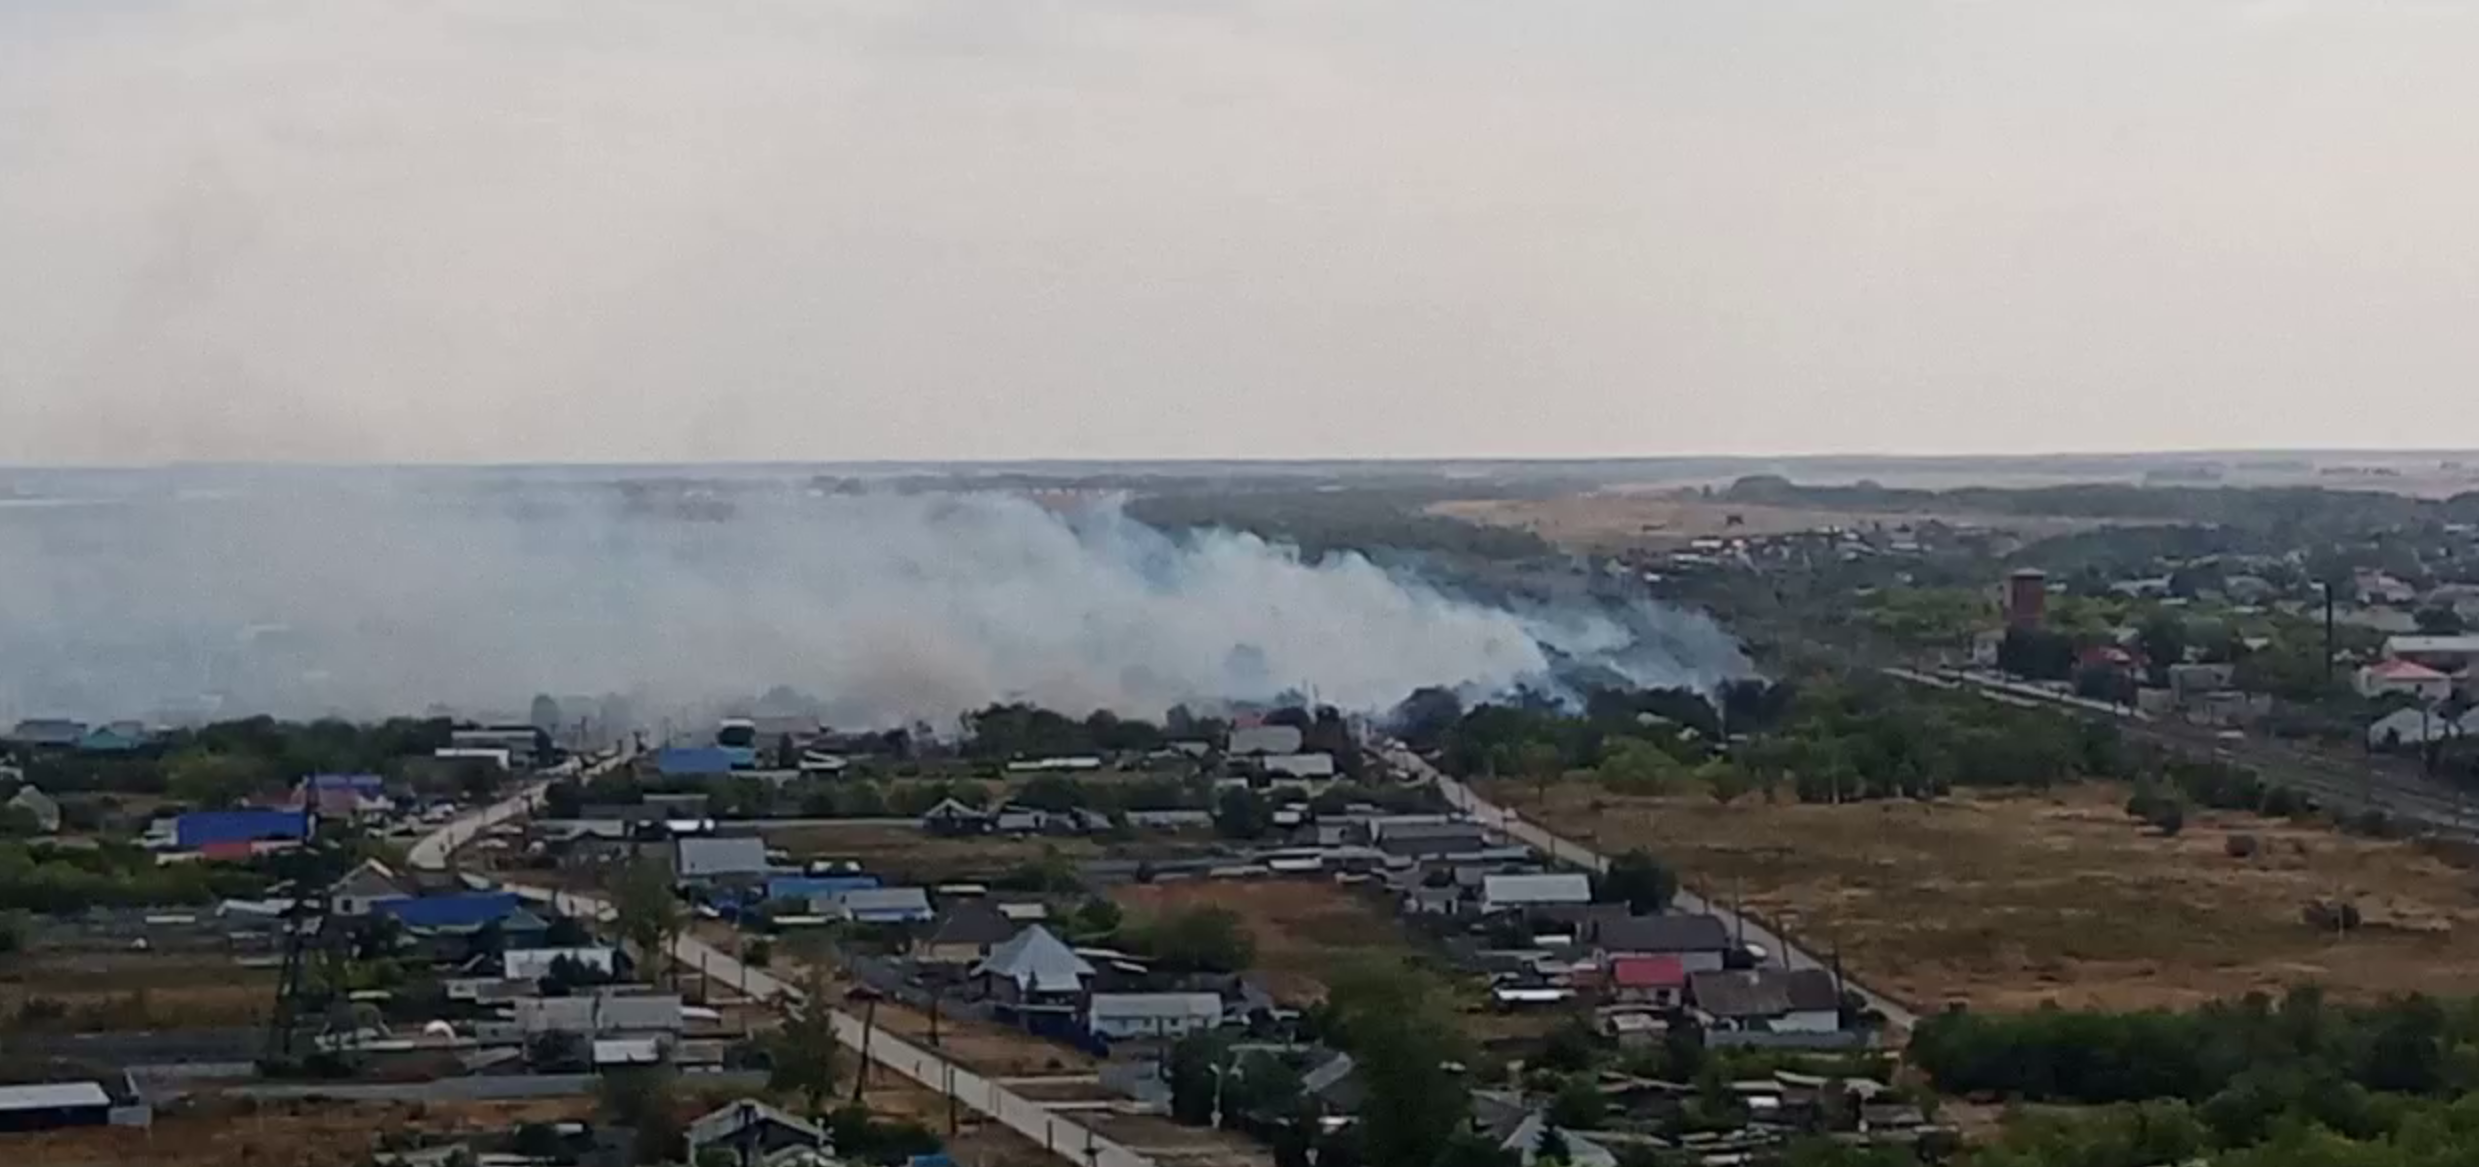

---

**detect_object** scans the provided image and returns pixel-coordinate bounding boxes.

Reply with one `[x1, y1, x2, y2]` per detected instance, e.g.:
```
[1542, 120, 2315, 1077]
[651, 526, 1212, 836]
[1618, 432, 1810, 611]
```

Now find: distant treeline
[1724, 475, 2479, 534]
[1124, 489, 1554, 563]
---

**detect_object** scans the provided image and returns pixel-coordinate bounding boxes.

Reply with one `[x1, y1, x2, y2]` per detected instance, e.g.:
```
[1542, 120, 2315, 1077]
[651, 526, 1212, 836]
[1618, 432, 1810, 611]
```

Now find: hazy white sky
[5, 0, 2478, 465]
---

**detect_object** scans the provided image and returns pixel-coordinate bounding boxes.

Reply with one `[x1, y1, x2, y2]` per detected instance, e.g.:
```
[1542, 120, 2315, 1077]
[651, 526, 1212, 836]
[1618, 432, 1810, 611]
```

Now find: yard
[0, 950, 273, 1032]
[1108, 878, 1427, 1002]
[1430, 495, 2110, 551]
[1486, 779, 2479, 1012]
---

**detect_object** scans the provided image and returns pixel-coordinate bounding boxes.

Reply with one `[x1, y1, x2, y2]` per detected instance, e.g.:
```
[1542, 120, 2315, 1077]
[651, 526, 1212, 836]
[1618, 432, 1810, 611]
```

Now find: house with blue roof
[655, 746, 755, 778]
[175, 808, 310, 850]
[75, 722, 152, 753]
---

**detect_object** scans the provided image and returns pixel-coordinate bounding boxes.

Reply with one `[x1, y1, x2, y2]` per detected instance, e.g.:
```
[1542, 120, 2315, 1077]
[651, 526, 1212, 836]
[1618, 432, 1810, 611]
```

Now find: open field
[1109, 878, 1424, 1002]
[14, 1097, 590, 1167]
[1485, 779, 2479, 1012]
[0, 951, 273, 1031]
[1431, 495, 2112, 550]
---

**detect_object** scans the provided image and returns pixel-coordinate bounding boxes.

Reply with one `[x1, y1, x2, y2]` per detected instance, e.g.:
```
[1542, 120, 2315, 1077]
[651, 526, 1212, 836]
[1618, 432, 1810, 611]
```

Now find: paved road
[409, 747, 634, 872]
[511, 884, 1160, 1167]
[1384, 745, 1923, 1030]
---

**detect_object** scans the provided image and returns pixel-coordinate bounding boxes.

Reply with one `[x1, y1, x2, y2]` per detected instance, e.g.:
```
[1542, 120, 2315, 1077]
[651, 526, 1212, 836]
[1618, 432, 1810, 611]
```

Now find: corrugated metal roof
[1229, 726, 1305, 756]
[1481, 873, 1593, 907]
[0, 1081, 110, 1111]
[677, 836, 769, 878]
[1089, 992, 1222, 1020]
[376, 892, 520, 930]
[175, 809, 309, 849]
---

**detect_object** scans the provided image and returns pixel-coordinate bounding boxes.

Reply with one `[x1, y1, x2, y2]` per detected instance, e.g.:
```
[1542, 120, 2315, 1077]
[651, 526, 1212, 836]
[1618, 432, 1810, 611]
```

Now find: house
[2358, 659, 2455, 703]
[1259, 753, 1337, 781]
[2358, 571, 2419, 606]
[1592, 914, 1735, 973]
[174, 808, 309, 850]
[504, 947, 618, 981]
[686, 1099, 829, 1167]
[1303, 1051, 1364, 1111]
[1605, 955, 1688, 1009]
[330, 859, 416, 917]
[593, 1037, 667, 1068]
[5, 720, 86, 750]
[917, 900, 1023, 965]
[1087, 992, 1224, 1040]
[450, 726, 547, 765]
[75, 722, 151, 754]
[992, 805, 1045, 834]
[2166, 663, 2237, 702]
[1499, 1110, 1617, 1167]
[766, 874, 879, 905]
[1688, 968, 1842, 1033]
[1402, 885, 1464, 917]
[975, 925, 1095, 1006]
[826, 886, 933, 924]
[677, 836, 771, 882]
[294, 773, 392, 819]
[2366, 706, 2476, 750]
[7, 785, 60, 834]
[1006, 756, 1104, 773]
[1479, 873, 1593, 914]
[516, 991, 685, 1036]
[1375, 832, 1495, 863]
[2384, 635, 2479, 674]
[655, 746, 750, 778]
[1123, 809, 1214, 830]
[1228, 725, 1305, 757]
[919, 798, 991, 835]
[376, 892, 522, 930]
[0, 1081, 113, 1134]
[797, 749, 849, 776]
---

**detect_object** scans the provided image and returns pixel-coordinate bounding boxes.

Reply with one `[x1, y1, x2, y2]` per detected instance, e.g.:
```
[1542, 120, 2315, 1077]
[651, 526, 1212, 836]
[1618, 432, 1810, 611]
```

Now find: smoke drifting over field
[0, 474, 1747, 727]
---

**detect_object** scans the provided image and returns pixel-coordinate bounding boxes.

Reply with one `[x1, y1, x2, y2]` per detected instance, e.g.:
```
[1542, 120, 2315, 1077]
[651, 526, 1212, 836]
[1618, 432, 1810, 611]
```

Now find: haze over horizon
[8, 1, 2479, 465]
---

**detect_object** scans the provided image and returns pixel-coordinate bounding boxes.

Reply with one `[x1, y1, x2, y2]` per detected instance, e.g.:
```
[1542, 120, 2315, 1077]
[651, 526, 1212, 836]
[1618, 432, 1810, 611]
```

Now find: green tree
[1325, 961, 1471, 1167]
[1597, 849, 1676, 914]
[1547, 1077, 1606, 1130]
[1215, 787, 1271, 840]
[766, 972, 841, 1115]
[612, 860, 685, 989]
[165, 749, 264, 809]
[597, 1065, 682, 1164]
[1595, 738, 1678, 796]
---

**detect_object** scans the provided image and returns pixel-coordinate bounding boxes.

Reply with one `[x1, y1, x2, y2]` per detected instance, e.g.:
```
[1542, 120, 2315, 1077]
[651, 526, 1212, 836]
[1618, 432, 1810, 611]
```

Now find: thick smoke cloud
[0, 472, 1747, 728]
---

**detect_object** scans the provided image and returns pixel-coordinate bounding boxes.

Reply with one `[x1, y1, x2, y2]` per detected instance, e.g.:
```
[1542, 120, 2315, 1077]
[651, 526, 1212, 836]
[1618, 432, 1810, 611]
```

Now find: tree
[1596, 849, 1676, 914]
[1214, 787, 1271, 840]
[598, 1065, 682, 1164]
[2416, 606, 2467, 635]
[1325, 961, 1471, 1167]
[526, 1029, 589, 1072]
[1547, 1077, 1605, 1130]
[2138, 614, 2190, 683]
[1704, 762, 1752, 806]
[766, 972, 841, 1115]
[1595, 738, 1677, 796]
[612, 860, 685, 989]
[164, 749, 263, 809]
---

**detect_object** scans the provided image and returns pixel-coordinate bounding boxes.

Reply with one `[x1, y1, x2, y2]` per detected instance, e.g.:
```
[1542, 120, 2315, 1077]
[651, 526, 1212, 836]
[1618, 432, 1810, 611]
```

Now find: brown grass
[1109, 879, 1421, 1003]
[762, 825, 1107, 885]
[1487, 779, 2479, 1012]
[14, 1098, 590, 1167]
[0, 952, 275, 1030]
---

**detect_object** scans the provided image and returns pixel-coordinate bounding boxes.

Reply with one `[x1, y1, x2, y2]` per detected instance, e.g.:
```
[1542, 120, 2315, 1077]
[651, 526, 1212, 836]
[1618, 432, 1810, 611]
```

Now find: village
[0, 708, 1925, 1167]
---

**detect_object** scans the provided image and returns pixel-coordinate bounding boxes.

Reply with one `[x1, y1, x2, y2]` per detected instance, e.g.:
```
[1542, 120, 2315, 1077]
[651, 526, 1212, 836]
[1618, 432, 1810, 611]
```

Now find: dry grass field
[1109, 878, 1428, 1002]
[1486, 779, 2479, 1012]
[0, 951, 274, 1031]
[1432, 495, 2109, 551]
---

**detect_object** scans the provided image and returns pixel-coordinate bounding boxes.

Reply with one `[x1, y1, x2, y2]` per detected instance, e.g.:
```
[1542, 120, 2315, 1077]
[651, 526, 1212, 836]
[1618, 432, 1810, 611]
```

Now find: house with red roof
[1605, 954, 1687, 1009]
[2358, 658, 2453, 703]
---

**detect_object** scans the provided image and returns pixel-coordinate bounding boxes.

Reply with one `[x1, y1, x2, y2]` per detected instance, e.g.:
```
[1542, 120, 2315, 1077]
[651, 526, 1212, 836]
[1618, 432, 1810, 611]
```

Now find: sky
[5, 0, 2479, 465]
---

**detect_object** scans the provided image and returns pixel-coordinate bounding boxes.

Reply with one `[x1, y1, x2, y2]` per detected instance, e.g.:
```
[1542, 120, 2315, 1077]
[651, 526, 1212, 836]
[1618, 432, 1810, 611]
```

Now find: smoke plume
[0, 470, 1747, 729]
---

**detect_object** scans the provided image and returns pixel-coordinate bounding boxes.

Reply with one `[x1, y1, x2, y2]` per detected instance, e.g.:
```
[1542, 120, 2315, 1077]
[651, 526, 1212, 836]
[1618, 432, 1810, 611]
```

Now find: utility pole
[2323, 580, 2338, 688]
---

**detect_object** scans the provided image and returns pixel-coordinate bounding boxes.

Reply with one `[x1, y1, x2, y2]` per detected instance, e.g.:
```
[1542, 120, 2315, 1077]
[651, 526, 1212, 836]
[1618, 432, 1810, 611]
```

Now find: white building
[1479, 873, 1593, 914]
[1086, 992, 1225, 1040]
[2359, 659, 2455, 703]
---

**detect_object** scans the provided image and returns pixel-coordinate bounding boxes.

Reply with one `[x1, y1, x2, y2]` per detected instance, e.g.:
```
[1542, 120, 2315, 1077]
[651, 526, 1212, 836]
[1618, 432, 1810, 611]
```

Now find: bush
[2225, 834, 2260, 859]
[743, 938, 773, 968]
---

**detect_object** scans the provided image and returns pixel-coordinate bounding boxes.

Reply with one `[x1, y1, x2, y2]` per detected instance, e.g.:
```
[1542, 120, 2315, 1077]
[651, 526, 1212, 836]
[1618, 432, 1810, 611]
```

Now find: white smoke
[0, 472, 1746, 727]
